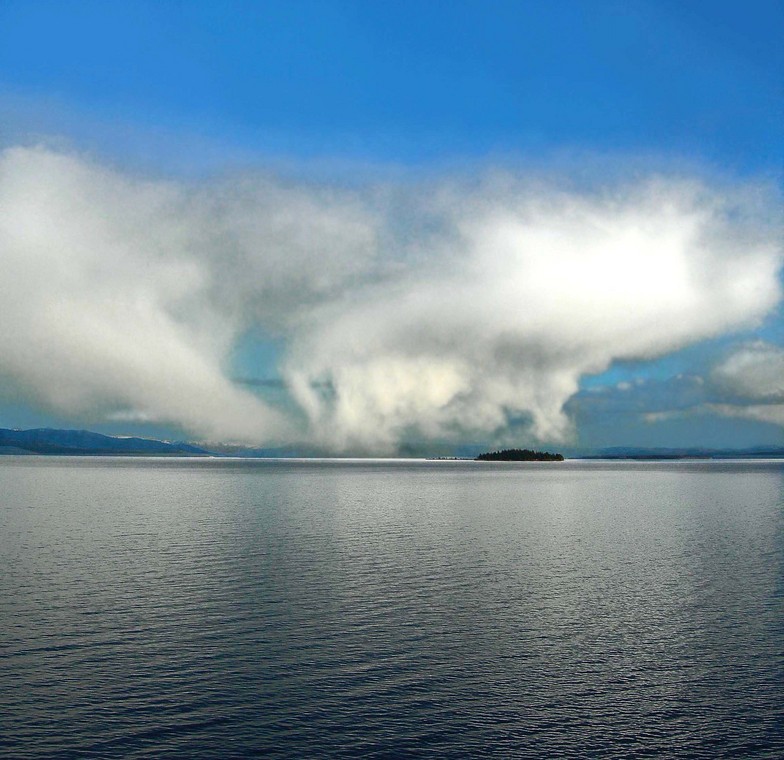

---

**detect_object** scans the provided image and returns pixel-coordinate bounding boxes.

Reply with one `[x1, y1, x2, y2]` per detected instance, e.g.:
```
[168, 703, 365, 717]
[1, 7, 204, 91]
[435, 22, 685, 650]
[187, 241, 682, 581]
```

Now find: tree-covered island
[475, 448, 564, 461]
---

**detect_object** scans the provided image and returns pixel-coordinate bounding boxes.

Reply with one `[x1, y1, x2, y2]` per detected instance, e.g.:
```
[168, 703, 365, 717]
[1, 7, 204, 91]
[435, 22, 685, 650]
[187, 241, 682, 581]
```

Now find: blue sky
[2, 0, 781, 168]
[0, 0, 782, 453]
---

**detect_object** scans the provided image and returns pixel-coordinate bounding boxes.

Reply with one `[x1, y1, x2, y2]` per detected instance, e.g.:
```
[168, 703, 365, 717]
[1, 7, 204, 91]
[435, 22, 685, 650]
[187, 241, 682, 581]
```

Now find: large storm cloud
[1, 145, 781, 450]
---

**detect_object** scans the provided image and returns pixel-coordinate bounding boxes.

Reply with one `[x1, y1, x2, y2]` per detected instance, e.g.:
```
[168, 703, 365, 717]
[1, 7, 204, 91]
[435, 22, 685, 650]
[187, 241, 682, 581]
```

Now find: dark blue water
[1, 458, 782, 758]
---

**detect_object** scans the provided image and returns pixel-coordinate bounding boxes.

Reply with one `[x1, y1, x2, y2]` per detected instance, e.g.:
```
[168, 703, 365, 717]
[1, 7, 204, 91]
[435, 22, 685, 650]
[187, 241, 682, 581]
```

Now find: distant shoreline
[1, 427, 783, 460]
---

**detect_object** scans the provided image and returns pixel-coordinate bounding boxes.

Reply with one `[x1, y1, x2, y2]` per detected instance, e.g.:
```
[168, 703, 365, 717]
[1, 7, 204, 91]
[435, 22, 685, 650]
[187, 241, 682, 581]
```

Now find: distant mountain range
[584, 445, 784, 460]
[0, 428, 209, 457]
[1, 427, 782, 459]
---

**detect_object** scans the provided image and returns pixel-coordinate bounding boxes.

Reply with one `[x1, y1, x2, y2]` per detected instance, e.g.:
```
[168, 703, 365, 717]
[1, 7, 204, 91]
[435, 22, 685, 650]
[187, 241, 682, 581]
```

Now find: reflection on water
[1, 458, 782, 757]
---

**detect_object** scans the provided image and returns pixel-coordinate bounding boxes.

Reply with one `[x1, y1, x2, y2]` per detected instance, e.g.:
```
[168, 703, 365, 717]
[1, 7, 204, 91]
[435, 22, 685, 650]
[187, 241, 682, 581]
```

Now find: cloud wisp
[0, 145, 781, 450]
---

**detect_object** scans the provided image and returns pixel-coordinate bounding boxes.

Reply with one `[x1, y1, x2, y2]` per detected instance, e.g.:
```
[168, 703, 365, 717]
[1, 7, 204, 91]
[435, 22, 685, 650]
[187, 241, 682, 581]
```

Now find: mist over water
[1, 458, 783, 758]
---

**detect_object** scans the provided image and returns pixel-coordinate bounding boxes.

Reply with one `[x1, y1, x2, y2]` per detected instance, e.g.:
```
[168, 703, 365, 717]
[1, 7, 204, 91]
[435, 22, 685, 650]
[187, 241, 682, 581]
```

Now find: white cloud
[285, 178, 782, 450]
[0, 145, 782, 450]
[703, 342, 784, 428]
[706, 403, 784, 426]
[711, 341, 784, 402]
[0, 146, 377, 442]
[642, 410, 683, 424]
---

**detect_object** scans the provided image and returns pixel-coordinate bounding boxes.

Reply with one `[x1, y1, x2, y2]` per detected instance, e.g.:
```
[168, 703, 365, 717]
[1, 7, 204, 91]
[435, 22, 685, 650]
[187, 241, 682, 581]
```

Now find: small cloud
[642, 410, 685, 424]
[705, 402, 784, 426]
[105, 409, 154, 423]
[711, 341, 784, 402]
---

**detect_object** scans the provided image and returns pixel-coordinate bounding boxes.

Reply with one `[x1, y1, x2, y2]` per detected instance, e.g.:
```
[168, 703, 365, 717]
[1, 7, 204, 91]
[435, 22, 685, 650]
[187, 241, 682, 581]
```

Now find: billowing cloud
[285, 179, 782, 450]
[0, 145, 782, 450]
[0, 146, 378, 442]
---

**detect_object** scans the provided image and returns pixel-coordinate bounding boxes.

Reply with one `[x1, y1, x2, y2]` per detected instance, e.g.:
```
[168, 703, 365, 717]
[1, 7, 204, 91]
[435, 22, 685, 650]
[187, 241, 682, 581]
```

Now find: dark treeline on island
[476, 448, 564, 462]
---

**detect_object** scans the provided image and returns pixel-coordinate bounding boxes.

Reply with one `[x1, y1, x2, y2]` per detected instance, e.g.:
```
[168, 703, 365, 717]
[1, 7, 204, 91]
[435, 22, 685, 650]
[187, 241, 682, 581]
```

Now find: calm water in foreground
[1, 457, 782, 758]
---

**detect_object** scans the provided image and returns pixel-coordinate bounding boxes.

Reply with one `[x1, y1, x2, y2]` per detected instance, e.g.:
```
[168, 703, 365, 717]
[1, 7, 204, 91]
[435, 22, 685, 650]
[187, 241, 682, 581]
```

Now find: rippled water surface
[1, 457, 783, 758]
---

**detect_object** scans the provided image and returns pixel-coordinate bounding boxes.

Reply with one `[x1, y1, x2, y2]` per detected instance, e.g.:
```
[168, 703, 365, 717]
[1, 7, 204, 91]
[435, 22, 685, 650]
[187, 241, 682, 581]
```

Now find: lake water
[1, 457, 782, 758]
